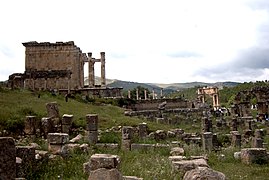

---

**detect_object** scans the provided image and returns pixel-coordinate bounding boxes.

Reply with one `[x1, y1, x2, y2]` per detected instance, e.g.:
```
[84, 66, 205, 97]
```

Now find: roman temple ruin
[8, 41, 122, 97]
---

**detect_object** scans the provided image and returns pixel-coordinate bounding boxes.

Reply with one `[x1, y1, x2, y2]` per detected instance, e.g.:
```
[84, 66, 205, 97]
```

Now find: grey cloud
[192, 46, 269, 81]
[167, 51, 202, 58]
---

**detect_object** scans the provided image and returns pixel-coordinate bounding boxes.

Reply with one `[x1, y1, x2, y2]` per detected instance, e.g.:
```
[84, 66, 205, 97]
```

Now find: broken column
[41, 117, 54, 138]
[230, 118, 238, 131]
[201, 117, 212, 132]
[138, 122, 148, 139]
[46, 102, 60, 127]
[24, 116, 37, 137]
[202, 132, 213, 152]
[16, 146, 36, 178]
[122, 126, 133, 151]
[252, 129, 264, 148]
[231, 131, 241, 148]
[62, 114, 73, 134]
[85, 114, 98, 144]
[0, 137, 16, 179]
[47, 133, 69, 154]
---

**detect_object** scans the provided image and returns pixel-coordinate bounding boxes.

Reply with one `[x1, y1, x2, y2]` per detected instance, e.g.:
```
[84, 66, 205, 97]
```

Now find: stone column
[100, 52, 106, 87]
[252, 129, 264, 148]
[122, 126, 133, 151]
[16, 146, 36, 178]
[41, 117, 54, 138]
[47, 133, 69, 154]
[46, 102, 60, 125]
[128, 90, 131, 99]
[0, 137, 16, 179]
[24, 116, 37, 137]
[230, 118, 238, 131]
[231, 131, 241, 148]
[85, 114, 98, 144]
[138, 123, 148, 139]
[88, 53, 95, 87]
[144, 89, 147, 100]
[202, 132, 213, 152]
[252, 138, 263, 148]
[136, 89, 139, 100]
[152, 89, 155, 100]
[201, 117, 212, 132]
[44, 78, 47, 90]
[62, 114, 73, 134]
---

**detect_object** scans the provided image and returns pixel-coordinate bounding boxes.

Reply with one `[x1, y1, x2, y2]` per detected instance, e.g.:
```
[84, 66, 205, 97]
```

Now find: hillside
[0, 88, 173, 133]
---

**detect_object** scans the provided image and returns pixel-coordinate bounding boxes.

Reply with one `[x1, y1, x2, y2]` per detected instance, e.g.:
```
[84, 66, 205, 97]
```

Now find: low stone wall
[126, 98, 191, 111]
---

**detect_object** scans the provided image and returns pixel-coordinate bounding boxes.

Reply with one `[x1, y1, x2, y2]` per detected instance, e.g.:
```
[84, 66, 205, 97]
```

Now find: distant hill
[84, 77, 240, 95]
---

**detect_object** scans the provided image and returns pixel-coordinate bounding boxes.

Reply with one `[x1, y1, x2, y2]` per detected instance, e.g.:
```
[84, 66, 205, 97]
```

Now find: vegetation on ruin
[1, 85, 269, 179]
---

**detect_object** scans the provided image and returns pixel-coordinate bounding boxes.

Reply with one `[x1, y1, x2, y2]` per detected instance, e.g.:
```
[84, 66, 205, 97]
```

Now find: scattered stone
[241, 148, 268, 164]
[183, 167, 226, 180]
[170, 147, 185, 156]
[172, 159, 209, 173]
[88, 168, 123, 180]
[70, 134, 83, 143]
[234, 152, 241, 160]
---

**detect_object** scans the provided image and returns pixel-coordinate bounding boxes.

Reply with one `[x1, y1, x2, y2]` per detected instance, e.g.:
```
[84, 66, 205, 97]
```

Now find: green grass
[1, 88, 269, 179]
[0, 89, 175, 132]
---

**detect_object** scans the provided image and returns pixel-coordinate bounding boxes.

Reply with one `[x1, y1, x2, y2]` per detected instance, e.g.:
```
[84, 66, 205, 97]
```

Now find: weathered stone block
[252, 138, 263, 148]
[154, 130, 167, 141]
[24, 116, 37, 135]
[62, 124, 71, 134]
[183, 167, 226, 180]
[46, 102, 59, 118]
[86, 114, 98, 131]
[231, 131, 241, 148]
[170, 147, 185, 156]
[202, 132, 213, 152]
[138, 123, 148, 139]
[172, 159, 209, 173]
[89, 154, 121, 171]
[88, 168, 123, 180]
[122, 126, 133, 140]
[47, 133, 69, 144]
[85, 131, 98, 144]
[62, 114, 73, 125]
[41, 117, 54, 137]
[121, 139, 131, 151]
[241, 148, 268, 164]
[0, 137, 16, 180]
[48, 144, 64, 155]
[123, 176, 143, 180]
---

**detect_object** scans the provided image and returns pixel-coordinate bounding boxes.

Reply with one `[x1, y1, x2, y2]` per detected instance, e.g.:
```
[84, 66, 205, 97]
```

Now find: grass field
[1, 87, 269, 179]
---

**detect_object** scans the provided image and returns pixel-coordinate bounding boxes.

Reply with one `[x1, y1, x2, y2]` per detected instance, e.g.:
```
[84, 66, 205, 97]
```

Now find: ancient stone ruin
[197, 86, 220, 109]
[8, 41, 122, 98]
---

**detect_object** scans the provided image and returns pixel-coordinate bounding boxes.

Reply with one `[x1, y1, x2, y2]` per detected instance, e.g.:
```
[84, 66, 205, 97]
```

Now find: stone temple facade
[8, 41, 122, 97]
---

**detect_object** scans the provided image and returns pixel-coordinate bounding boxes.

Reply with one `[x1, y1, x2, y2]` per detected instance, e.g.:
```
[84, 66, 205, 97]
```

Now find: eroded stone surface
[0, 137, 16, 180]
[183, 167, 226, 180]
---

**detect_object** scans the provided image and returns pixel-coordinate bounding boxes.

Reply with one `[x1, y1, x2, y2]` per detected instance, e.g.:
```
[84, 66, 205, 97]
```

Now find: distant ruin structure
[8, 41, 122, 97]
[197, 87, 220, 109]
[232, 86, 269, 118]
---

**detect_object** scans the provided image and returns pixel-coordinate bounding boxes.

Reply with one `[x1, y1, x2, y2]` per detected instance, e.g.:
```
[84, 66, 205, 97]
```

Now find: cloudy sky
[1, 0, 269, 83]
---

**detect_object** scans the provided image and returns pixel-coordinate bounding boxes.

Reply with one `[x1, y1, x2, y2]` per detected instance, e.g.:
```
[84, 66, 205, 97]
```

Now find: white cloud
[0, 0, 269, 83]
